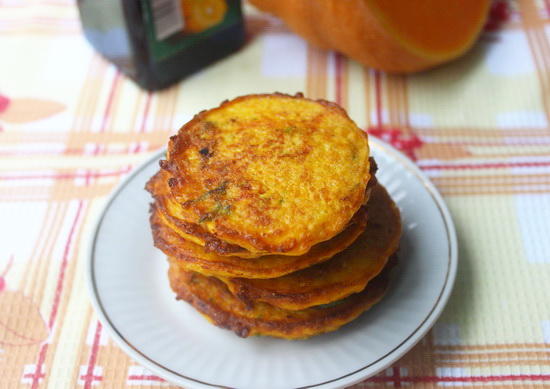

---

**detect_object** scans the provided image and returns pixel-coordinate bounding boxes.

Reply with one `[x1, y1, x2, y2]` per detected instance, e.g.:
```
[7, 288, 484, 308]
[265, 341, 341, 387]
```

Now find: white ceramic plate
[86, 137, 457, 389]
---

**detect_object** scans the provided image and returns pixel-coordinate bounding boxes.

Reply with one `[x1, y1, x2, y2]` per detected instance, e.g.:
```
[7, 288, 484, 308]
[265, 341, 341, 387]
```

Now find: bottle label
[140, 0, 241, 63]
[149, 0, 186, 40]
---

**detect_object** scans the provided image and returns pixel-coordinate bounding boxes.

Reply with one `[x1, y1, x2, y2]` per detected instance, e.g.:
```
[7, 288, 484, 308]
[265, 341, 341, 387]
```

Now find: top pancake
[163, 93, 371, 255]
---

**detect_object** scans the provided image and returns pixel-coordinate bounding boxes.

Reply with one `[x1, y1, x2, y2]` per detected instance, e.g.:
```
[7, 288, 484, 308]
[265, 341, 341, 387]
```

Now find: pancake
[151, 200, 367, 279]
[220, 183, 401, 310]
[167, 259, 391, 339]
[162, 93, 371, 255]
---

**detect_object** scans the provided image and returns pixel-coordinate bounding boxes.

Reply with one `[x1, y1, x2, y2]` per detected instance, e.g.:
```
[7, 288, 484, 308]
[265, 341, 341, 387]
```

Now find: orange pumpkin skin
[249, 0, 491, 73]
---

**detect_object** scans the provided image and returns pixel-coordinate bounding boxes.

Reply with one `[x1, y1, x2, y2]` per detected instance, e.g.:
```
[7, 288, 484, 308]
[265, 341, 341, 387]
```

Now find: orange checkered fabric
[1, 0, 549, 388]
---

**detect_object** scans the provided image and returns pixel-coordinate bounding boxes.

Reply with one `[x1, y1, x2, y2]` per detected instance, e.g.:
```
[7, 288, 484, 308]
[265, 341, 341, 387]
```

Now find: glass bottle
[77, 0, 245, 90]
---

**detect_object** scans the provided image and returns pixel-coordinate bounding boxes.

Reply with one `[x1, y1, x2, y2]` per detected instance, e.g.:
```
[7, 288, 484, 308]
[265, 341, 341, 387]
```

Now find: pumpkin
[248, 0, 491, 73]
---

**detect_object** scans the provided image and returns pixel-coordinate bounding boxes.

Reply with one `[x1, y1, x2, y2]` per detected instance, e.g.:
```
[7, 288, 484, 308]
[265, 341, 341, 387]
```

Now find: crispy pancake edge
[151, 201, 369, 279]
[168, 262, 391, 339]
[146, 170, 251, 256]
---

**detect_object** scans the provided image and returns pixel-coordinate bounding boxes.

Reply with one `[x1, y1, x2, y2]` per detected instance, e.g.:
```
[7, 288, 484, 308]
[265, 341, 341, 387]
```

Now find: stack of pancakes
[146, 93, 401, 339]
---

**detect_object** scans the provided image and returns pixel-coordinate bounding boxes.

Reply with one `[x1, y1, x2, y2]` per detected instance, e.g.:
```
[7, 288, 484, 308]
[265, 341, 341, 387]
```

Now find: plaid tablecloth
[1, 0, 550, 387]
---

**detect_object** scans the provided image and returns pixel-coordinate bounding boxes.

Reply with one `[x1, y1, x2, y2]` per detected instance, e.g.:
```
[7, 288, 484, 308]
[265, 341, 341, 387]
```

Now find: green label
[140, 0, 242, 63]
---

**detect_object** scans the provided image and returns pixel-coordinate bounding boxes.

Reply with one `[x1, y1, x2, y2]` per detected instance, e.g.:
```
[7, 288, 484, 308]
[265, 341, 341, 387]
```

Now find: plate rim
[86, 137, 458, 389]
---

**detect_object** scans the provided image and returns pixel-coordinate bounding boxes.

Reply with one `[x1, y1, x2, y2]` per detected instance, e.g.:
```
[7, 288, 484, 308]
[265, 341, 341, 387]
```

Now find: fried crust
[146, 169, 250, 256]
[151, 201, 368, 279]
[163, 93, 371, 255]
[167, 260, 391, 339]
[221, 183, 401, 309]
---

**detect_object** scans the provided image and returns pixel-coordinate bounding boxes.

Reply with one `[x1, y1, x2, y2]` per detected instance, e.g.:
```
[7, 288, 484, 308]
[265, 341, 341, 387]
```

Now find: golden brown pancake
[151, 201, 368, 279]
[220, 183, 401, 310]
[162, 93, 371, 255]
[167, 259, 391, 339]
